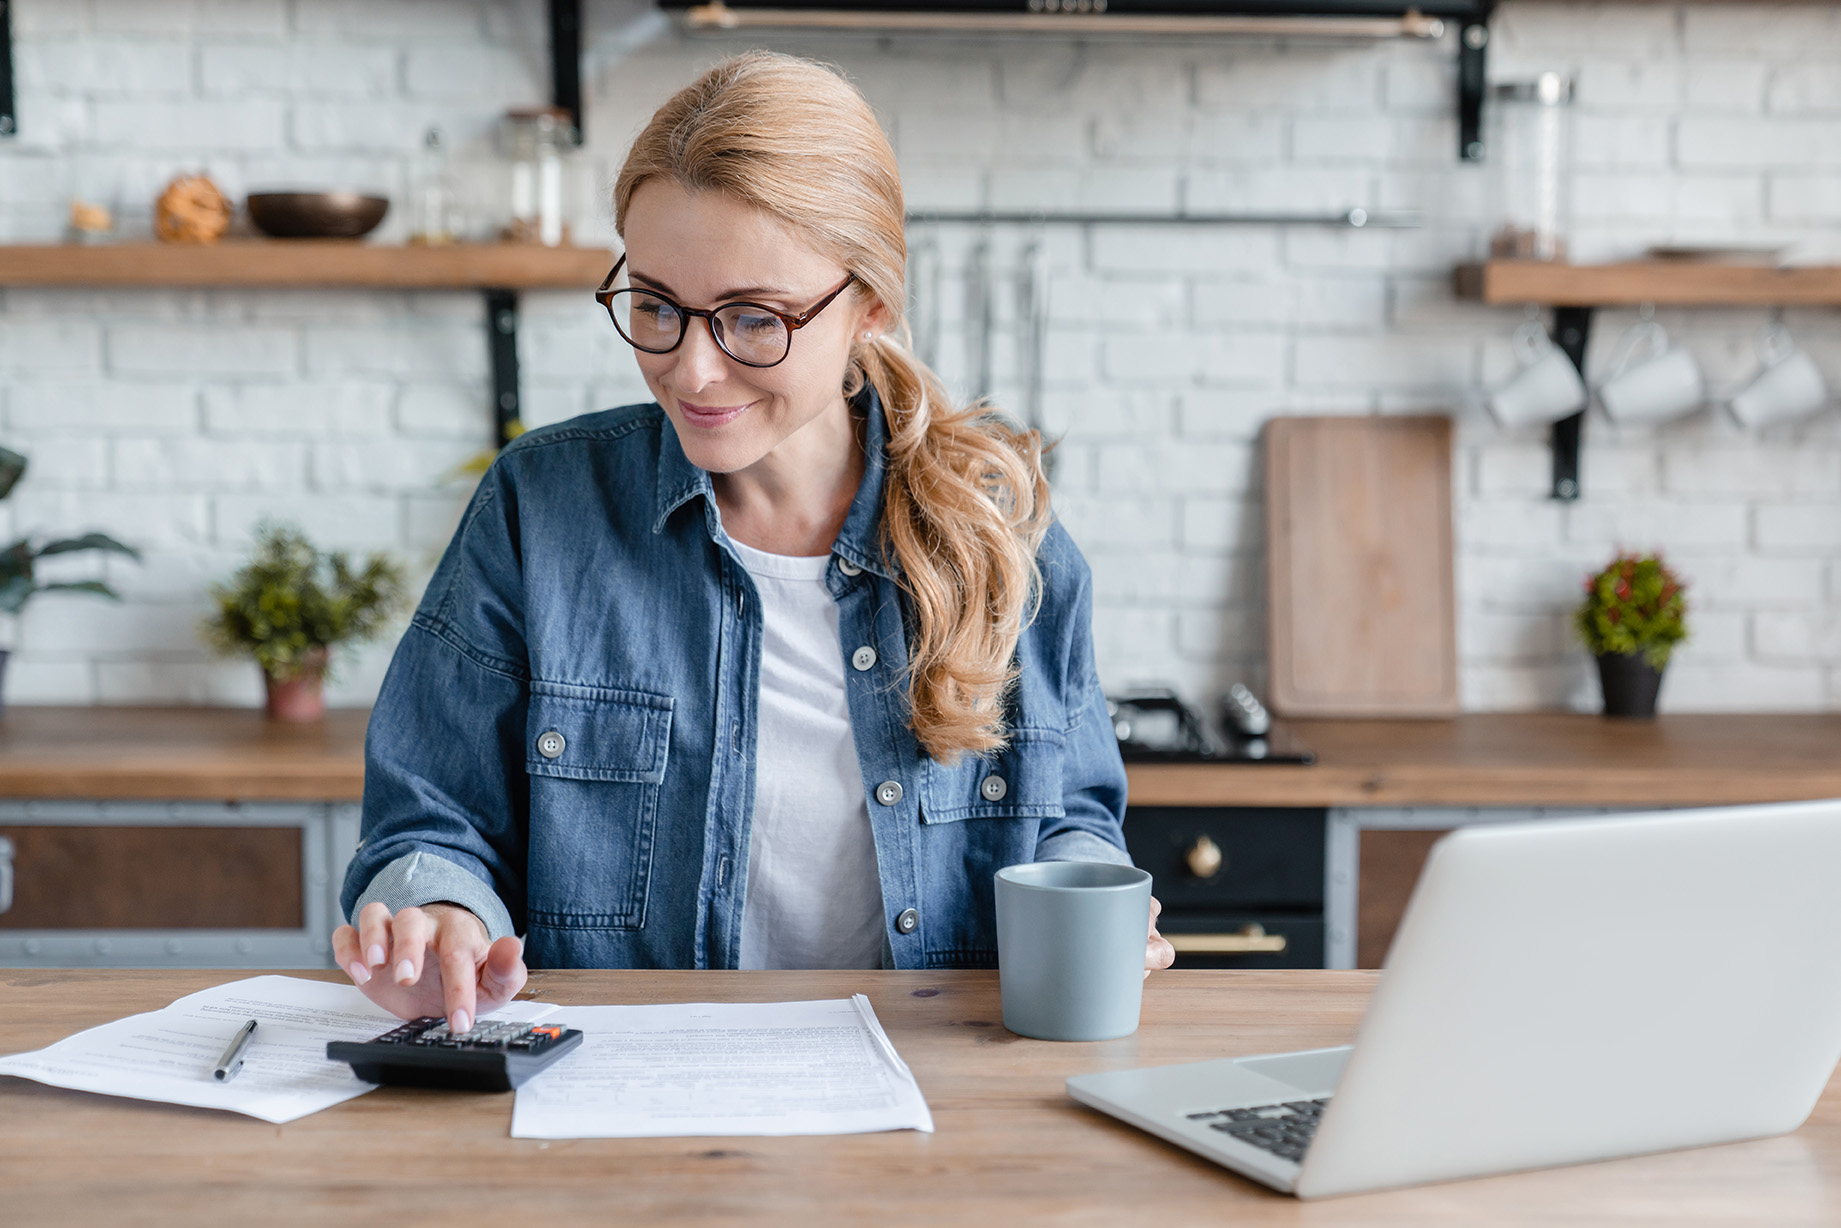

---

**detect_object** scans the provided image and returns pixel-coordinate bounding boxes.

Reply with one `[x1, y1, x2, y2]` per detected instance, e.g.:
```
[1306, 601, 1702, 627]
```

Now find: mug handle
[1513, 320, 1550, 366]
[1603, 319, 1668, 382]
[1756, 322, 1796, 368]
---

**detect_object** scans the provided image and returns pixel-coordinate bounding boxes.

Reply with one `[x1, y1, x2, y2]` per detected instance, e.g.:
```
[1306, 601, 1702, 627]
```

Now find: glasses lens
[712, 305, 791, 367]
[611, 289, 685, 353]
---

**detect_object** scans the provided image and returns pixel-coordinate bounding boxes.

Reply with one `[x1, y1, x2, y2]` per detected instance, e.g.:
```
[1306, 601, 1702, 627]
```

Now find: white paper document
[0, 974, 560, 1124]
[510, 995, 934, 1138]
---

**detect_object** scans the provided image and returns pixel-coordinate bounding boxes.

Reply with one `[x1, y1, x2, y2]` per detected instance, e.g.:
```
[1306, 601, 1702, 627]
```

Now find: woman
[333, 52, 1175, 1032]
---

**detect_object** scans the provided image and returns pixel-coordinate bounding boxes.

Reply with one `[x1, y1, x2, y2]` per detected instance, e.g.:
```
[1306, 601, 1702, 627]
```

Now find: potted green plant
[0, 445, 142, 715]
[202, 521, 408, 722]
[1575, 552, 1688, 719]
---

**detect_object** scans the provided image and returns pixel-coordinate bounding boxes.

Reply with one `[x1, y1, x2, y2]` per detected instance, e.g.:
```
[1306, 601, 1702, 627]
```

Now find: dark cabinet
[1125, 806, 1326, 970]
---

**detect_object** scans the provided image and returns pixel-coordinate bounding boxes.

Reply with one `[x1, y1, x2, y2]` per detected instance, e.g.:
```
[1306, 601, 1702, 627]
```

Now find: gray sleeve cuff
[349, 850, 518, 943]
[1035, 829, 1134, 867]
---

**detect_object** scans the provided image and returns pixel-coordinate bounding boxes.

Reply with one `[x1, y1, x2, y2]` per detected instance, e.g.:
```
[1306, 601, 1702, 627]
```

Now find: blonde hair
[614, 52, 1051, 763]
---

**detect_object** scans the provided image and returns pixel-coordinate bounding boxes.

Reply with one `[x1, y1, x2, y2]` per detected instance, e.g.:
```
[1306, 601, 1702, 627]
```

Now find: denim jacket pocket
[919, 728, 1067, 824]
[524, 682, 673, 930]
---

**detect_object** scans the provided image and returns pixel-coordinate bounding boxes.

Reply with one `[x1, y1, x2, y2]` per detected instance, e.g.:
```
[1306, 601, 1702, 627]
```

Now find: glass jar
[497, 107, 579, 247]
[408, 127, 457, 246]
[1487, 73, 1573, 262]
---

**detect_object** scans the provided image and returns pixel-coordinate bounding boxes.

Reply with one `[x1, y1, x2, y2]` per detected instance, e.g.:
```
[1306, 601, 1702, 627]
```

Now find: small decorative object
[497, 107, 580, 246]
[246, 191, 390, 240]
[154, 174, 232, 244]
[1575, 553, 1688, 719]
[408, 127, 457, 246]
[1486, 72, 1572, 262]
[202, 522, 407, 723]
[0, 446, 141, 716]
[67, 198, 114, 244]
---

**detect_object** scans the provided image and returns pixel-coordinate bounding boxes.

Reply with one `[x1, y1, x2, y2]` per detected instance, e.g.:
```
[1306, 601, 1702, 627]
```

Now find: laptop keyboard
[1185, 1098, 1328, 1164]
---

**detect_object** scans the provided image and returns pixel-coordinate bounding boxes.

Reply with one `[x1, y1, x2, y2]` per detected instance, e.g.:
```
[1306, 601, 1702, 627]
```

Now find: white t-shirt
[729, 538, 885, 970]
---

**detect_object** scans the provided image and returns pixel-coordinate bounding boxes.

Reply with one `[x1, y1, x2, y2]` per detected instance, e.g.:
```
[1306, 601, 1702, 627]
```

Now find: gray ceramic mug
[995, 861, 1153, 1041]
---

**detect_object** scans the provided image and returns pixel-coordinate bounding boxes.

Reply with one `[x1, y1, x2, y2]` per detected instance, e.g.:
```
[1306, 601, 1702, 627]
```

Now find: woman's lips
[676, 398, 752, 429]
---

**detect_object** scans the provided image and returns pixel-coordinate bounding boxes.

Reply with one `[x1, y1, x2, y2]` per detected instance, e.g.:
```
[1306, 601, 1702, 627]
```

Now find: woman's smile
[674, 397, 757, 429]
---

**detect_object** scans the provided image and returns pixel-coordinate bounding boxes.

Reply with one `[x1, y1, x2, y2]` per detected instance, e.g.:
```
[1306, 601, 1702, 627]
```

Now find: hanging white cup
[1598, 318, 1704, 425]
[1730, 324, 1829, 428]
[1489, 320, 1588, 429]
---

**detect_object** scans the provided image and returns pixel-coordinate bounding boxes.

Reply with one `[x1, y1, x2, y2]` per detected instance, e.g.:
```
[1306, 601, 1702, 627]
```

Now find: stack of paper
[0, 979, 935, 1138]
[510, 995, 935, 1138]
[0, 975, 559, 1123]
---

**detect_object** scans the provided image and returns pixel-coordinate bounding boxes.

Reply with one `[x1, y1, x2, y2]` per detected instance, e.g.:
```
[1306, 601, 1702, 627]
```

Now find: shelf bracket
[485, 289, 522, 448]
[1549, 305, 1592, 501]
[549, 0, 583, 143]
[1, 0, 16, 138]
[1456, 6, 1493, 161]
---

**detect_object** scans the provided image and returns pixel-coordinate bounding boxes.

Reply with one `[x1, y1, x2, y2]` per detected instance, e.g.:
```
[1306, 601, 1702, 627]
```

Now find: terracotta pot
[1595, 651, 1664, 719]
[264, 647, 329, 723]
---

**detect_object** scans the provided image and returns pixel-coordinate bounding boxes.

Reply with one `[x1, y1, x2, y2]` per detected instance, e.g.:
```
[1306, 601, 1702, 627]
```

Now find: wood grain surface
[0, 242, 614, 289]
[0, 706, 368, 801]
[2, 969, 1836, 1226]
[1125, 713, 1841, 807]
[1453, 260, 1841, 307]
[4, 707, 1840, 809]
[0, 826, 301, 929]
[1264, 417, 1458, 719]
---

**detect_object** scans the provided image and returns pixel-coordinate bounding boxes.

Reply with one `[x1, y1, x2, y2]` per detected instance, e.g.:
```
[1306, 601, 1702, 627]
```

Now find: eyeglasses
[595, 256, 858, 369]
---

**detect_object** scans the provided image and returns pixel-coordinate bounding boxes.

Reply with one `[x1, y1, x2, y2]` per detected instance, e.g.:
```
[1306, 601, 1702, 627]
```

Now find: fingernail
[395, 960, 415, 984]
[452, 1010, 471, 1034]
[367, 944, 385, 967]
[347, 961, 371, 985]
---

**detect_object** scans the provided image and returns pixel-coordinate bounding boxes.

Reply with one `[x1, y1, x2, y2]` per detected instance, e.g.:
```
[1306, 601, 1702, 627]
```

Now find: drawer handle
[1185, 835, 1224, 880]
[0, 836, 12, 915]
[1167, 924, 1287, 955]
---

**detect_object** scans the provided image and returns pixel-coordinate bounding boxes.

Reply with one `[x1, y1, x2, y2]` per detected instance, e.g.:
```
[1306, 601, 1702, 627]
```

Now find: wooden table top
[4, 968, 1836, 1225]
[2, 706, 1839, 809]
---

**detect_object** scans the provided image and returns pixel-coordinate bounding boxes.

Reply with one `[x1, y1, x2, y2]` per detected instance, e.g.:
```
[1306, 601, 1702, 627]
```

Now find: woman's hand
[331, 901, 528, 1034]
[1146, 894, 1176, 977]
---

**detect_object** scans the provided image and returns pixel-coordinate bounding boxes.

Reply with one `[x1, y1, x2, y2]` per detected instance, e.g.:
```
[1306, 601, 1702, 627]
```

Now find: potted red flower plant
[1574, 552, 1688, 719]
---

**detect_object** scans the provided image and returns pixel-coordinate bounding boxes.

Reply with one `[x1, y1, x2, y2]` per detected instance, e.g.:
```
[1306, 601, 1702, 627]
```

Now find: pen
[213, 1019, 258, 1083]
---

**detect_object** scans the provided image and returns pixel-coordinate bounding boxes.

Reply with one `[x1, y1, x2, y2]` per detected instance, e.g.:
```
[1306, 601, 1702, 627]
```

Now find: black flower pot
[1596, 652, 1664, 719]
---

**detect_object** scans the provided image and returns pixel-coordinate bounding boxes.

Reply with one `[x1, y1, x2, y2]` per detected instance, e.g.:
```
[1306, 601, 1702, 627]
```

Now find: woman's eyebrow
[629, 270, 792, 302]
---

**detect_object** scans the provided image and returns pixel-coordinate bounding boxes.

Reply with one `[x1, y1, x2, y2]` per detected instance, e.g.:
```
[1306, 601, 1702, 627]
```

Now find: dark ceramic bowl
[247, 191, 390, 240]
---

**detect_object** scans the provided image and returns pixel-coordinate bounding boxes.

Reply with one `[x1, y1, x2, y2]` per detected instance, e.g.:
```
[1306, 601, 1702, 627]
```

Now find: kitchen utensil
[1730, 323, 1829, 428]
[1598, 317, 1703, 425]
[247, 191, 389, 240]
[1265, 416, 1458, 718]
[1489, 318, 1588, 428]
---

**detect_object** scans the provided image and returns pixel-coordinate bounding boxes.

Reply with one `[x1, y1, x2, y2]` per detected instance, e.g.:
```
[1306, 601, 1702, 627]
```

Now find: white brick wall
[0, 0, 1837, 713]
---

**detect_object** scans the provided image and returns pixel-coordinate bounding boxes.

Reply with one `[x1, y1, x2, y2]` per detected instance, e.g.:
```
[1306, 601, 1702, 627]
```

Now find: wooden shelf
[0, 242, 613, 290]
[1454, 260, 1841, 308]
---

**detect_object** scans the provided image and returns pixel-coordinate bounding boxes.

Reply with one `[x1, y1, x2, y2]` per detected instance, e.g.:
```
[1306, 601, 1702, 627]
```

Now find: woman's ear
[857, 295, 893, 340]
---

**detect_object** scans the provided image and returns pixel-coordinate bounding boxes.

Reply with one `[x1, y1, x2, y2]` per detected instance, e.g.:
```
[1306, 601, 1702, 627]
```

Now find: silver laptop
[1068, 800, 1841, 1199]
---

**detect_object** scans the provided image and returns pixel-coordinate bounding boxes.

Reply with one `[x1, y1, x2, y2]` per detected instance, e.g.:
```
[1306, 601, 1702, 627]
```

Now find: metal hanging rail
[904, 208, 1420, 228]
[681, 2, 1449, 38]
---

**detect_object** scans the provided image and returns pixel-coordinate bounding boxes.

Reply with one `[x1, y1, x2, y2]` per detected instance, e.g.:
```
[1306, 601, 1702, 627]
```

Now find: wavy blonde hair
[614, 51, 1051, 763]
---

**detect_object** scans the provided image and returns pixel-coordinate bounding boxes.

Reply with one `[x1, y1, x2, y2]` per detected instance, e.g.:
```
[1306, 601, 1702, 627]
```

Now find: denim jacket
[341, 388, 1130, 969]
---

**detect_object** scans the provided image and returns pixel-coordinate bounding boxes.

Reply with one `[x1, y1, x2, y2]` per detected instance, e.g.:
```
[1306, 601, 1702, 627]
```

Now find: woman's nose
[669, 317, 732, 391]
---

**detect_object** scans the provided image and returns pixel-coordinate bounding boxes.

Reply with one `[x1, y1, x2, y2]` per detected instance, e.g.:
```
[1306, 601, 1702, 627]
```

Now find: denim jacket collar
[650, 384, 896, 581]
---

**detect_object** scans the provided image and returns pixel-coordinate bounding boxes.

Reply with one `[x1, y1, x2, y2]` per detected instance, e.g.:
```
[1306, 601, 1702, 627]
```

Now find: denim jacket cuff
[1035, 830, 1133, 866]
[349, 850, 518, 943]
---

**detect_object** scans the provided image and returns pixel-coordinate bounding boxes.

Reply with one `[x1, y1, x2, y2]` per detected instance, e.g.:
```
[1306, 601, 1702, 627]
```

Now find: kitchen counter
[1127, 713, 1841, 808]
[1, 707, 1837, 808]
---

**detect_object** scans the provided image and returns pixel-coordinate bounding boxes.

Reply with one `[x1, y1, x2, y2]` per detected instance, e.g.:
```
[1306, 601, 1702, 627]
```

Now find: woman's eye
[731, 311, 781, 338]
[634, 299, 678, 324]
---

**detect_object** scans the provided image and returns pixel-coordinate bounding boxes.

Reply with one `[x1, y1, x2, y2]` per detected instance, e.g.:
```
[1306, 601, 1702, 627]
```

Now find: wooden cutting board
[1265, 415, 1458, 718]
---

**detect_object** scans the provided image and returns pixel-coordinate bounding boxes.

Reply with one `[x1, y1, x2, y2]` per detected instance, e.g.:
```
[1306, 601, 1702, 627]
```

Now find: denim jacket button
[852, 646, 877, 671]
[895, 907, 919, 935]
[875, 780, 903, 806]
[537, 730, 566, 759]
[837, 557, 863, 576]
[980, 775, 1008, 802]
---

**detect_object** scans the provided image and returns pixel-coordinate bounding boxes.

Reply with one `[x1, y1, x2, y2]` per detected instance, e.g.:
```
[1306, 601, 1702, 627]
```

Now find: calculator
[326, 1017, 584, 1092]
